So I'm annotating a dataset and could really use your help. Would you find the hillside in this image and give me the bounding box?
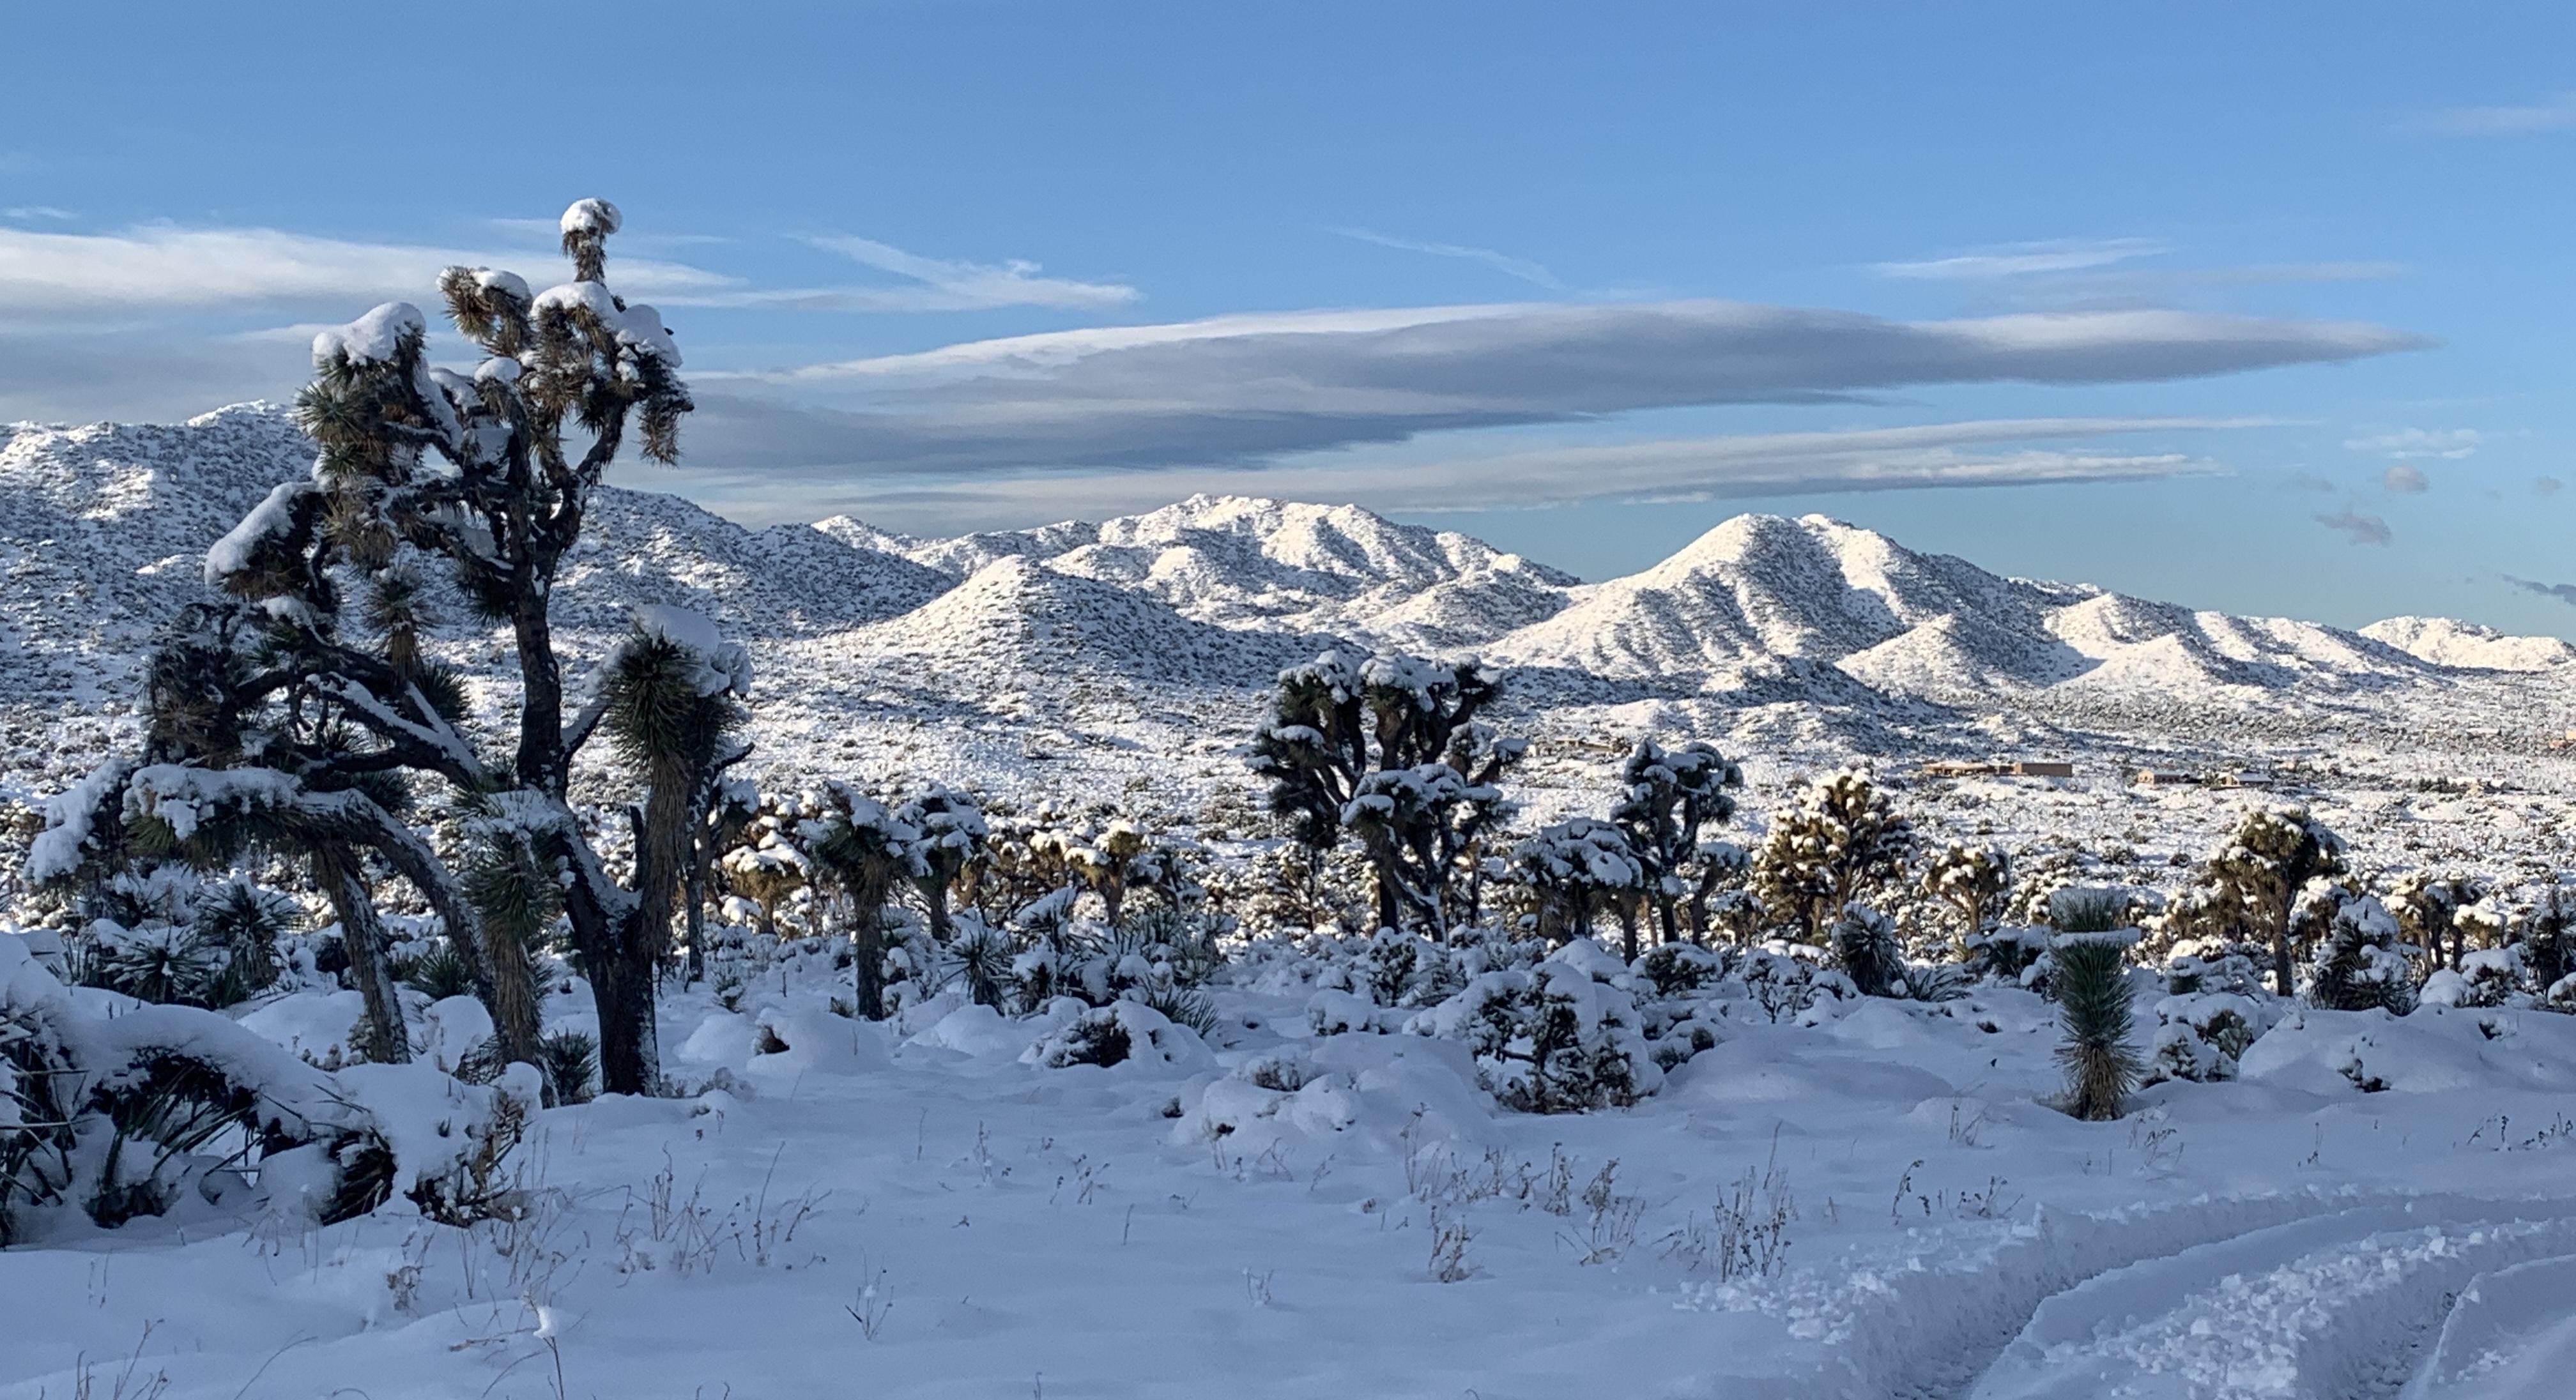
[4,404,2573,837]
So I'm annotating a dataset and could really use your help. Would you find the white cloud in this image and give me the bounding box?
[1871,238,2403,310]
[1,206,73,222]
[698,234,1140,312]
[2382,463,2429,493]
[2412,93,2576,136]
[1328,227,1563,289]
[2345,427,2480,460]
[660,416,2242,530]
[1873,238,2168,280]
[0,224,734,314]
[692,299,2422,477]
[0,222,1126,319]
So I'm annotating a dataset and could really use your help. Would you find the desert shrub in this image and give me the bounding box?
[2306,894,2415,1014]
[1641,941,1724,997]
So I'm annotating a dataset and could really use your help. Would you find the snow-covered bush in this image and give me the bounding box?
[1639,941,1724,997]
[2304,893,2415,1014]
[1407,940,1660,1113]
[2,936,534,1244]
[1736,945,1848,1023]
[2142,992,2269,1085]
[1022,1000,1207,1071]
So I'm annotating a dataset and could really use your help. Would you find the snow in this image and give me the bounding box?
[632,601,753,696]
[200,476,310,584]
[471,267,531,301]
[2363,616,2576,672]
[7,933,2576,1397]
[310,301,425,367]
[14,409,2576,1393]
[559,197,622,237]
[530,282,680,365]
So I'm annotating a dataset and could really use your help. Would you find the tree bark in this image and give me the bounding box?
[312,844,411,1064]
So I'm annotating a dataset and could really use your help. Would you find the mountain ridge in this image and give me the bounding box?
[0,405,2564,782]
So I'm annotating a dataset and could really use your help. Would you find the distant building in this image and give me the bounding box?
[2133,769,2200,787]
[1920,759,2074,779]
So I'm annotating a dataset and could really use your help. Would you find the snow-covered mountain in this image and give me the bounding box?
[3,404,2571,802]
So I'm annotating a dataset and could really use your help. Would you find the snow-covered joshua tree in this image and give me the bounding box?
[1607,738,1743,947]
[1251,650,1524,938]
[29,200,739,1096]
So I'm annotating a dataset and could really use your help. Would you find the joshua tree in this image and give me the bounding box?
[1508,817,1644,951]
[896,786,987,943]
[2386,870,2483,977]
[2202,807,2345,996]
[30,199,739,1095]
[1251,650,1524,938]
[806,787,917,1019]
[1920,842,2012,955]
[1751,768,1916,944]
[1607,739,1744,946]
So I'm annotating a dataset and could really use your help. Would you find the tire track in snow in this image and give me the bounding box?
[1759,1191,2576,1400]
[1966,1200,2576,1399]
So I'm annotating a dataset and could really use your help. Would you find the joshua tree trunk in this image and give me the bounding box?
[312,844,410,1063]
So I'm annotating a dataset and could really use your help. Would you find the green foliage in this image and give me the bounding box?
[396,944,478,1001]
[599,634,746,776]
[539,1029,600,1105]
[1140,984,1220,1038]
[2048,887,2131,934]
[2053,933,2142,1121]
[97,927,224,1007]
[1830,904,1905,998]
[2306,894,2417,1014]
[192,880,297,998]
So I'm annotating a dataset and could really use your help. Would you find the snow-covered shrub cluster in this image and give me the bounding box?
[1,933,533,1245]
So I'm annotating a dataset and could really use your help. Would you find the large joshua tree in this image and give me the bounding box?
[31,200,738,1095]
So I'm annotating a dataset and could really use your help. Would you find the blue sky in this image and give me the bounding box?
[3,2,2571,635]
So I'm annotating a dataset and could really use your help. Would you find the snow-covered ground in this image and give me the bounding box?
[8,947,2575,1400]
[8,407,2576,1398]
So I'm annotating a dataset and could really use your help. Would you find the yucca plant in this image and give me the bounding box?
[1830,903,1905,997]
[538,1030,600,1106]
[2053,931,2142,1121]
[192,881,298,1001]
[396,944,478,1002]
[99,927,224,1007]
